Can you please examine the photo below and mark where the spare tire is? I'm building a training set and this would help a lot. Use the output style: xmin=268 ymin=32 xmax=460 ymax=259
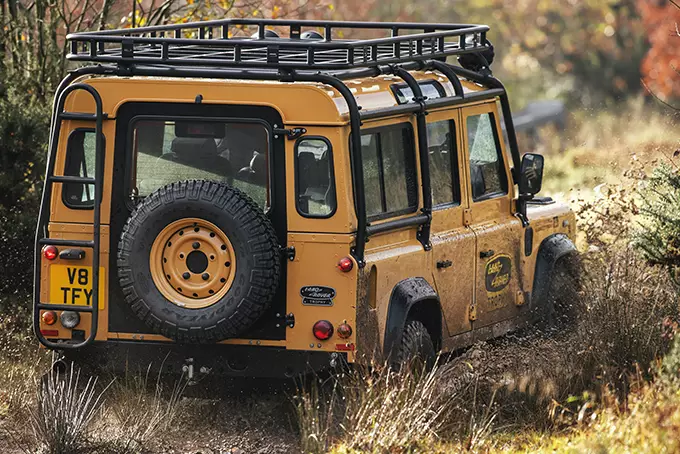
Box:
xmin=117 ymin=180 xmax=280 ymax=343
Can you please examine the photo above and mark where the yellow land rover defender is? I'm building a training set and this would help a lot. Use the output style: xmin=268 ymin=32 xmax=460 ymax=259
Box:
xmin=34 ymin=19 xmax=578 ymax=378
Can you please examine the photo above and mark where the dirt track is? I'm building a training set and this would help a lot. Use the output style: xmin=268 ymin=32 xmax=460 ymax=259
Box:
xmin=145 ymin=326 xmax=579 ymax=453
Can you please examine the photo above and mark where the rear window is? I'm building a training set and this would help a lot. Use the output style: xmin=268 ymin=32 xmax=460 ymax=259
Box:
xmin=62 ymin=129 xmax=98 ymax=209
xmin=131 ymin=119 xmax=270 ymax=208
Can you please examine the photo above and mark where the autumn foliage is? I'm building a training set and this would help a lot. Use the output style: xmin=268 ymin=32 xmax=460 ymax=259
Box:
xmin=639 ymin=0 xmax=680 ymax=100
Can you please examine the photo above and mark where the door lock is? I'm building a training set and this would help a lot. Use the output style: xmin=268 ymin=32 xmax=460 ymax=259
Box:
xmin=436 ymin=259 xmax=452 ymax=269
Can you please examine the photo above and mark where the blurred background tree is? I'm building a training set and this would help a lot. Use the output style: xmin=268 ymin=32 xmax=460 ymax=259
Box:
xmin=639 ymin=0 xmax=680 ymax=101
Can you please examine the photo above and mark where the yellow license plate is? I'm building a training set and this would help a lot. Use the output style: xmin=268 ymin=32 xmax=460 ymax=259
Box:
xmin=49 ymin=265 xmax=105 ymax=309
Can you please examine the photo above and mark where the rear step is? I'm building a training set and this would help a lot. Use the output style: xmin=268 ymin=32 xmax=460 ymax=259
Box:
xmin=34 ymin=83 xmax=106 ymax=350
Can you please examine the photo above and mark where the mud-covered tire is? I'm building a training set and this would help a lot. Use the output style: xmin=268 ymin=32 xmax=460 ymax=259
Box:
xmin=394 ymin=320 xmax=436 ymax=370
xmin=543 ymin=255 xmax=581 ymax=330
xmin=117 ymin=180 xmax=280 ymax=343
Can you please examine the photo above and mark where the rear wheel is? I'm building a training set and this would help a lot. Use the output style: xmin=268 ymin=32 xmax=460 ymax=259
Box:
xmin=393 ymin=320 xmax=436 ymax=371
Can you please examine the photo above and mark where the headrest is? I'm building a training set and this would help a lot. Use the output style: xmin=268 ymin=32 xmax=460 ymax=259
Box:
xmin=170 ymin=138 xmax=218 ymax=157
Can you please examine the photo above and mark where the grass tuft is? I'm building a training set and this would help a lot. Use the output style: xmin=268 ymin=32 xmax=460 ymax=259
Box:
xmin=29 ymin=363 xmax=108 ymax=454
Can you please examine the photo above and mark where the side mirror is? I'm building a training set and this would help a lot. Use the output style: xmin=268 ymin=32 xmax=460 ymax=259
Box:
xmin=518 ymin=153 xmax=544 ymax=196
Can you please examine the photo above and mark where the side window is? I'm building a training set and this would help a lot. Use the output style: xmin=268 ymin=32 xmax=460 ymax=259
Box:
xmin=62 ymin=129 xmax=98 ymax=209
xmin=295 ymin=138 xmax=336 ymax=217
xmin=392 ymin=81 xmax=446 ymax=105
xmin=131 ymin=119 xmax=270 ymax=209
xmin=467 ymin=113 xmax=508 ymax=201
xmin=360 ymin=124 xmax=418 ymax=220
xmin=427 ymin=120 xmax=460 ymax=207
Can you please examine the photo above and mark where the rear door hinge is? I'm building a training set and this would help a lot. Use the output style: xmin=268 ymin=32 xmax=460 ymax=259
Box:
xmin=463 ymin=208 xmax=472 ymax=227
xmin=281 ymin=245 xmax=296 ymax=261
xmin=468 ymin=303 xmax=477 ymax=321
xmin=273 ymin=127 xmax=307 ymax=140
xmin=276 ymin=312 xmax=295 ymax=328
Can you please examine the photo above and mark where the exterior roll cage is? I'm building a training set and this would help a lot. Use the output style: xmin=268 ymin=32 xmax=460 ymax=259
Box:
xmin=42 ymin=19 xmax=521 ymax=271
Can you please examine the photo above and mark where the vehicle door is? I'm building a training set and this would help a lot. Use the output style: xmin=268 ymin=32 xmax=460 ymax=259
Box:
xmin=108 ymin=102 xmax=288 ymax=339
xmin=462 ymin=102 xmax=523 ymax=328
xmin=428 ymin=109 xmax=476 ymax=337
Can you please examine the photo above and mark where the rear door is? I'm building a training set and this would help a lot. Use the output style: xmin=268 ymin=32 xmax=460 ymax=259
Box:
xmin=109 ymin=102 xmax=288 ymax=340
xmin=462 ymin=102 xmax=523 ymax=328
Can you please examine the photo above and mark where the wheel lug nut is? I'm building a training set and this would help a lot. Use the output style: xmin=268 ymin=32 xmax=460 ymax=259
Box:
xmin=202 ymin=273 xmax=210 ymax=281
xmin=192 ymin=242 xmax=200 ymax=249
xmin=182 ymin=272 xmax=190 ymax=280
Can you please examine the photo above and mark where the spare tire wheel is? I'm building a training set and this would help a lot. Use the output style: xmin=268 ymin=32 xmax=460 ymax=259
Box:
xmin=117 ymin=180 xmax=280 ymax=343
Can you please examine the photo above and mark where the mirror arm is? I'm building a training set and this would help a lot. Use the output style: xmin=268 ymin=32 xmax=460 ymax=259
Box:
xmin=516 ymin=194 xmax=531 ymax=227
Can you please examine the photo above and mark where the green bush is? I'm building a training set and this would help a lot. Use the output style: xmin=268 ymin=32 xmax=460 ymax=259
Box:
xmin=635 ymin=163 xmax=680 ymax=285
xmin=0 ymin=92 xmax=49 ymax=296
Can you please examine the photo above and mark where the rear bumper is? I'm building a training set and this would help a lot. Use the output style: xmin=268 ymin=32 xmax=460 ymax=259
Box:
xmin=64 ymin=340 xmax=344 ymax=378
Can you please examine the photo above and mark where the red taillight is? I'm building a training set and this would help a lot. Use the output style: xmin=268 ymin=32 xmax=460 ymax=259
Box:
xmin=338 ymin=257 xmax=353 ymax=272
xmin=313 ymin=320 xmax=334 ymax=340
xmin=43 ymin=245 xmax=58 ymax=261
xmin=337 ymin=323 xmax=353 ymax=339
xmin=41 ymin=311 xmax=57 ymax=325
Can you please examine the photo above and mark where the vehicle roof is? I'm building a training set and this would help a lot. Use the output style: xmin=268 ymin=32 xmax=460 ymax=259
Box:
xmin=67 ymin=70 xmax=487 ymax=125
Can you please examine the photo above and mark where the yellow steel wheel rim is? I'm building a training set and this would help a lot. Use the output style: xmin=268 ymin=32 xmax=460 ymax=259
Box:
xmin=150 ymin=218 xmax=236 ymax=309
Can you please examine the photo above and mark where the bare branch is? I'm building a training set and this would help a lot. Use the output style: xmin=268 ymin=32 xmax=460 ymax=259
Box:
xmin=641 ymin=78 xmax=680 ymax=112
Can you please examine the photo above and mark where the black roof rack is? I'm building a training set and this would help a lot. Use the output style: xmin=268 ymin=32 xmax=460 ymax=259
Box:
xmin=66 ymin=18 xmax=491 ymax=71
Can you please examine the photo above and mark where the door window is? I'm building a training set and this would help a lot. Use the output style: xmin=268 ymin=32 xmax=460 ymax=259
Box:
xmin=427 ymin=120 xmax=460 ymax=207
xmin=360 ymin=124 xmax=418 ymax=220
xmin=131 ymin=120 xmax=269 ymax=208
xmin=467 ymin=113 xmax=507 ymax=201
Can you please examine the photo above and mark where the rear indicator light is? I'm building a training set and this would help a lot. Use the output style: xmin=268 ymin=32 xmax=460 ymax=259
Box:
xmin=60 ymin=311 xmax=80 ymax=329
xmin=337 ymin=323 xmax=353 ymax=339
xmin=41 ymin=311 xmax=57 ymax=325
xmin=43 ymin=245 xmax=58 ymax=261
xmin=338 ymin=257 xmax=353 ymax=272
xmin=313 ymin=320 xmax=334 ymax=341
xmin=40 ymin=329 xmax=59 ymax=337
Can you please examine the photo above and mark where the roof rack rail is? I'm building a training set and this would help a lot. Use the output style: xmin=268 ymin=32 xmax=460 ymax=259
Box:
xmin=66 ymin=18 xmax=490 ymax=71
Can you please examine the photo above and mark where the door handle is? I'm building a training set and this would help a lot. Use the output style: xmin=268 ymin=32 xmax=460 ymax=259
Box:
xmin=480 ymin=249 xmax=495 ymax=259
xmin=436 ymin=259 xmax=452 ymax=269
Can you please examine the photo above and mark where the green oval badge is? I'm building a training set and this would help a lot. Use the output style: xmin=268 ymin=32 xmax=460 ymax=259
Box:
xmin=485 ymin=255 xmax=512 ymax=293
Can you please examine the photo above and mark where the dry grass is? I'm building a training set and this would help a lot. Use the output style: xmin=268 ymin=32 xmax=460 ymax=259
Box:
xmin=541 ymin=99 xmax=679 ymax=200
xmin=99 ymin=365 xmax=187 ymax=453
xmin=29 ymin=364 xmax=109 ymax=454
xmin=296 ymin=360 xmax=461 ymax=454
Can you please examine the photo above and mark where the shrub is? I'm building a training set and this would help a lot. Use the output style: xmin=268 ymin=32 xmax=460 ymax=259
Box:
xmin=0 ymin=93 xmax=49 ymax=297
xmin=635 ymin=163 xmax=680 ymax=285
xmin=576 ymin=247 xmax=679 ymax=395
xmin=29 ymin=364 xmax=108 ymax=454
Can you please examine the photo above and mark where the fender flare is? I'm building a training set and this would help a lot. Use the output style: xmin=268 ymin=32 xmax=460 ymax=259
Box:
xmin=383 ymin=277 xmax=442 ymax=362
xmin=531 ymin=233 xmax=578 ymax=308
